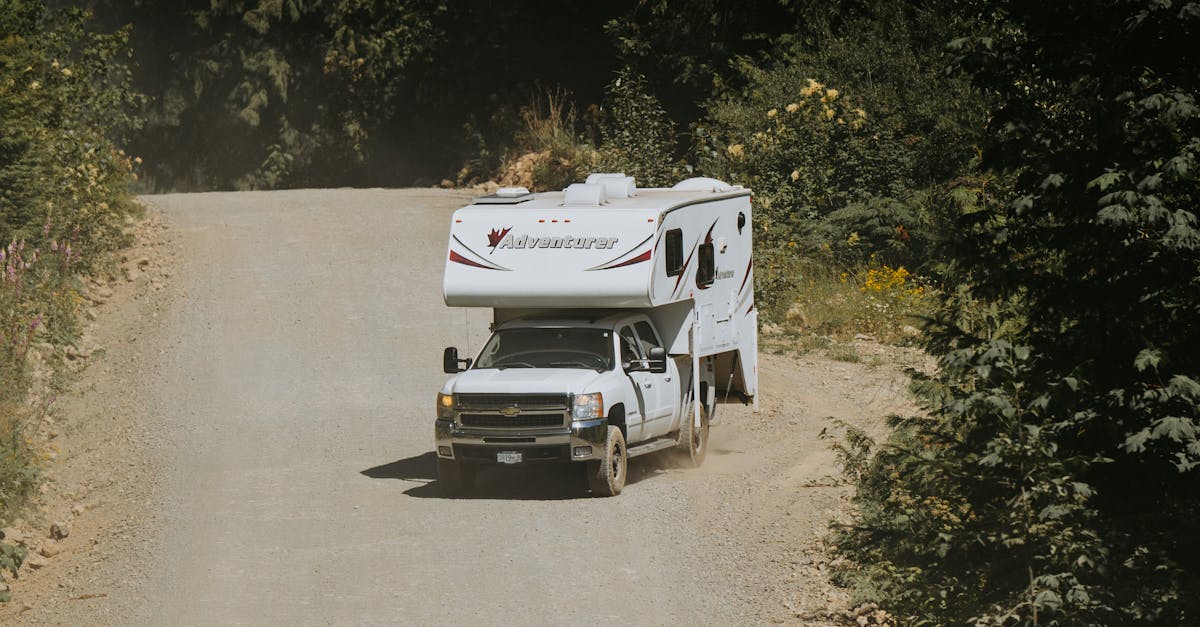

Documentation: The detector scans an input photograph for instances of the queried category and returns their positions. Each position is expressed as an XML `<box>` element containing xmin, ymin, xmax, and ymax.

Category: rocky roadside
<box><xmin>673</xmin><ymin>344</ymin><xmax>931</xmax><ymax>625</ymax></box>
<box><xmin>0</xmin><ymin>207</ymin><xmax>177</xmax><ymax>623</ymax></box>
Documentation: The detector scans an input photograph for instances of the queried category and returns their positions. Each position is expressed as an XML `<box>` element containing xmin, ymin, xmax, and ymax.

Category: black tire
<box><xmin>437</xmin><ymin>458</ymin><xmax>476</xmax><ymax>497</ymax></box>
<box><xmin>586</xmin><ymin>426</ymin><xmax>627</xmax><ymax>497</ymax></box>
<box><xmin>674</xmin><ymin>400</ymin><xmax>709</xmax><ymax>468</ymax></box>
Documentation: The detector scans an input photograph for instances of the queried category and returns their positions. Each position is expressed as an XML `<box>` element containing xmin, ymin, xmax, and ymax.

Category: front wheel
<box><xmin>437</xmin><ymin>458</ymin><xmax>476</xmax><ymax>497</ymax></box>
<box><xmin>587</xmin><ymin>426</ymin><xmax>627</xmax><ymax>497</ymax></box>
<box><xmin>674</xmin><ymin>400</ymin><xmax>709</xmax><ymax>468</ymax></box>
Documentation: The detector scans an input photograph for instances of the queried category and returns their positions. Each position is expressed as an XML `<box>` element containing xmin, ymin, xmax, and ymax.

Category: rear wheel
<box><xmin>437</xmin><ymin>458</ymin><xmax>476</xmax><ymax>497</ymax></box>
<box><xmin>674</xmin><ymin>399</ymin><xmax>709</xmax><ymax>467</ymax></box>
<box><xmin>587</xmin><ymin>426</ymin><xmax>627</xmax><ymax>497</ymax></box>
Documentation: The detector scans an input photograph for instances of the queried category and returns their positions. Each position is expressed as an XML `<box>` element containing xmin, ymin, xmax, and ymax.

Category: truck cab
<box><xmin>436</xmin><ymin>312</ymin><xmax>699</xmax><ymax>496</ymax></box>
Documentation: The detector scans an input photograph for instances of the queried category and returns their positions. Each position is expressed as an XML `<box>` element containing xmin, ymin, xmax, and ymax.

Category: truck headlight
<box><xmin>437</xmin><ymin>393</ymin><xmax>455</xmax><ymax>419</ymax></box>
<box><xmin>572</xmin><ymin>392</ymin><xmax>603</xmax><ymax>421</ymax></box>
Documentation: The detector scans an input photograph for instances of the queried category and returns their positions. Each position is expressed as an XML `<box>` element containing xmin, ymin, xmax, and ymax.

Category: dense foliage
<box><xmin>1</xmin><ymin>0</ymin><xmax>139</xmax><ymax>596</ymax></box>
<box><xmin>833</xmin><ymin>1</ymin><xmax>1200</xmax><ymax>623</ymax></box>
<box><xmin>93</xmin><ymin>0</ymin><xmax>646</xmax><ymax>190</ymax></box>
<box><xmin>696</xmin><ymin>1</ymin><xmax>984</xmax><ymax>320</ymax></box>
<box><xmin>90</xmin><ymin>0</ymin><xmax>443</xmax><ymax>190</ymax></box>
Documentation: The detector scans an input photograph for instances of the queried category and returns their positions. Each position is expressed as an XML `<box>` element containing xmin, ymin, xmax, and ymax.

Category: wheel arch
<box><xmin>607</xmin><ymin>403</ymin><xmax>627</xmax><ymax>441</ymax></box>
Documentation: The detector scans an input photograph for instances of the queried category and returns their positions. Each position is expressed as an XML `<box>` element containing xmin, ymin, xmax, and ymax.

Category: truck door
<box><xmin>632</xmin><ymin>321</ymin><xmax>677</xmax><ymax>438</ymax></box>
<box><xmin>618</xmin><ymin>325</ymin><xmax>651</xmax><ymax>443</ymax></box>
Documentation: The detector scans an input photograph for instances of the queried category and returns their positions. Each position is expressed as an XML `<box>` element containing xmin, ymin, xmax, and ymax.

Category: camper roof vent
<box><xmin>474</xmin><ymin>186</ymin><xmax>534</xmax><ymax>204</ymax></box>
<box><xmin>672</xmin><ymin>177</ymin><xmax>734</xmax><ymax>193</ymax></box>
<box><xmin>586</xmin><ymin>173</ymin><xmax>637</xmax><ymax>199</ymax></box>
<box><xmin>562</xmin><ymin>183</ymin><xmax>607</xmax><ymax>206</ymax></box>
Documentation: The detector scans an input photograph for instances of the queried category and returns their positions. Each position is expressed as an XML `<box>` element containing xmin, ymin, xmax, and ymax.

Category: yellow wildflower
<box><xmin>800</xmin><ymin>78</ymin><xmax>823</xmax><ymax>98</ymax></box>
<box><xmin>790</xmin><ymin>169</ymin><xmax>800</xmax><ymax>182</ymax></box>
<box><xmin>62</xmin><ymin>68</ymin><xmax>72</xmax><ymax>77</ymax></box>
<box><xmin>767</xmin><ymin>108</ymin><xmax>777</xmax><ymax>118</ymax></box>
<box><xmin>727</xmin><ymin>144</ymin><xmax>745</xmax><ymax>158</ymax></box>
<box><xmin>824</xmin><ymin>108</ymin><xmax>835</xmax><ymax>120</ymax></box>
<box><xmin>785</xmin><ymin>103</ymin><xmax>799</xmax><ymax>113</ymax></box>
<box><xmin>854</xmin><ymin>107</ymin><xmax>867</xmax><ymax>119</ymax></box>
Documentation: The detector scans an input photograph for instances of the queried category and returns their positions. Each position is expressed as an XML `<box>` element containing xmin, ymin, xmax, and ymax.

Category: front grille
<box><xmin>456</xmin><ymin>394</ymin><xmax>570</xmax><ymax>412</ymax></box>
<box><xmin>455</xmin><ymin>444</ymin><xmax>569</xmax><ymax>462</ymax></box>
<box><xmin>460</xmin><ymin>413</ymin><xmax>565</xmax><ymax>428</ymax></box>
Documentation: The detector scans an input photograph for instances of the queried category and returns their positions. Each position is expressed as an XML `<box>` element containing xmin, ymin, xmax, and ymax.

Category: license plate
<box><xmin>497</xmin><ymin>451</ymin><xmax>522</xmax><ymax>464</ymax></box>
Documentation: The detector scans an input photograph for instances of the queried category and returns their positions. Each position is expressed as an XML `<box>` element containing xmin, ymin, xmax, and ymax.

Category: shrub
<box><xmin>494</xmin><ymin>90</ymin><xmax>598</xmax><ymax>192</ymax></box>
<box><xmin>693</xmin><ymin>4</ymin><xmax>984</xmax><ymax>324</ymax></box>
<box><xmin>597</xmin><ymin>67</ymin><xmax>681</xmax><ymax>187</ymax></box>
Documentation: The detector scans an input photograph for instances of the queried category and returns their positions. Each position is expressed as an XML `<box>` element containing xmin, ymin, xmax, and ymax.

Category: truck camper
<box><xmin>436</xmin><ymin>174</ymin><xmax>758</xmax><ymax>496</ymax></box>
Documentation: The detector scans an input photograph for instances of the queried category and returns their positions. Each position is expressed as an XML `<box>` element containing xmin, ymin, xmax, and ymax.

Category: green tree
<box><xmin>835</xmin><ymin>1</ymin><xmax>1200</xmax><ymax>623</ymax></box>
<box><xmin>99</xmin><ymin>0</ymin><xmax>442</xmax><ymax>190</ymax></box>
<box><xmin>598</xmin><ymin>67</ymin><xmax>679</xmax><ymax>187</ymax></box>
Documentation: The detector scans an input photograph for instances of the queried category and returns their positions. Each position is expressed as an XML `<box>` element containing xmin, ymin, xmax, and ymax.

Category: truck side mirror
<box><xmin>443</xmin><ymin>347</ymin><xmax>471</xmax><ymax>373</ymax></box>
<box><xmin>647</xmin><ymin>347</ymin><xmax>667</xmax><ymax>374</ymax></box>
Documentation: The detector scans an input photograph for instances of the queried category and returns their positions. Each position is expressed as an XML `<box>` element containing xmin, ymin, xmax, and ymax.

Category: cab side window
<box><xmin>664</xmin><ymin>229</ymin><xmax>683</xmax><ymax>277</ymax></box>
<box><xmin>618</xmin><ymin>326</ymin><xmax>642</xmax><ymax>364</ymax></box>
<box><xmin>633</xmin><ymin>321</ymin><xmax>661</xmax><ymax>355</ymax></box>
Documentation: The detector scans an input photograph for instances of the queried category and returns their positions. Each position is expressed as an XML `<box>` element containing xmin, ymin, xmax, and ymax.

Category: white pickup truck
<box><xmin>436</xmin><ymin>174</ymin><xmax>758</xmax><ymax>496</ymax></box>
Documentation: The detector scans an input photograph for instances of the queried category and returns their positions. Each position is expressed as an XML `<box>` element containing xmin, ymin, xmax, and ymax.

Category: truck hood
<box><xmin>450</xmin><ymin>367</ymin><xmax>605</xmax><ymax>394</ymax></box>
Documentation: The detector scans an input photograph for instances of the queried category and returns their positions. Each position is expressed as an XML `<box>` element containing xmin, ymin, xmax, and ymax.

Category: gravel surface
<box><xmin>2</xmin><ymin>189</ymin><xmax>923</xmax><ymax>625</ymax></box>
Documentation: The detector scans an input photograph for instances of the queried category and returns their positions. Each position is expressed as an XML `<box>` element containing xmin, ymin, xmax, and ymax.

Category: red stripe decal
<box><xmin>600</xmin><ymin>250</ymin><xmax>652</xmax><ymax>270</ymax></box>
<box><xmin>672</xmin><ymin>248</ymin><xmax>696</xmax><ymax>296</ymax></box>
<box><xmin>738</xmin><ymin>259</ymin><xmax>753</xmax><ymax>296</ymax></box>
<box><xmin>449</xmin><ymin>250</ymin><xmax>500</xmax><ymax>270</ymax></box>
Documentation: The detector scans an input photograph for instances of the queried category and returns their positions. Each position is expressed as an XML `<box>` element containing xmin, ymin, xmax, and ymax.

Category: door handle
<box><xmin>664</xmin><ymin>376</ymin><xmax>672</xmax><ymax>382</ymax></box>
<box><xmin>643</xmin><ymin>382</ymin><xmax>652</xmax><ymax>388</ymax></box>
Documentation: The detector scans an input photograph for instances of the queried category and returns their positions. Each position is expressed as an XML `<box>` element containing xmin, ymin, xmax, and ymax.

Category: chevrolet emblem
<box><xmin>499</xmin><ymin>406</ymin><xmax>521</xmax><ymax>417</ymax></box>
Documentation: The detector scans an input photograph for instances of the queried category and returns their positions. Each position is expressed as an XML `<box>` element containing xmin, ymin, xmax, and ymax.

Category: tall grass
<box><xmin>766</xmin><ymin>256</ymin><xmax>931</xmax><ymax>356</ymax></box>
<box><xmin>0</xmin><ymin>234</ymin><xmax>86</xmax><ymax>524</ymax></box>
<box><xmin>496</xmin><ymin>89</ymin><xmax>598</xmax><ymax>192</ymax></box>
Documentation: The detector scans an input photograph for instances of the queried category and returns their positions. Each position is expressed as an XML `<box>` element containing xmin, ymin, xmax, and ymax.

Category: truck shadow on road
<box><xmin>361</xmin><ymin>452</ymin><xmax>659</xmax><ymax>500</ymax></box>
<box><xmin>361</xmin><ymin>452</ymin><xmax>440</xmax><ymax>481</ymax></box>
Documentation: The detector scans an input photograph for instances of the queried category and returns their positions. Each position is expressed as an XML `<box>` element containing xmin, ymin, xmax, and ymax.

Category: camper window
<box><xmin>665</xmin><ymin>229</ymin><xmax>684</xmax><ymax>277</ymax></box>
<box><xmin>696</xmin><ymin>242</ymin><xmax>715</xmax><ymax>287</ymax></box>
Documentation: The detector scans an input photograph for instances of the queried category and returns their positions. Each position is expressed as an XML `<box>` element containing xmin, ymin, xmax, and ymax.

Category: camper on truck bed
<box><xmin>436</xmin><ymin>174</ymin><xmax>758</xmax><ymax>496</ymax></box>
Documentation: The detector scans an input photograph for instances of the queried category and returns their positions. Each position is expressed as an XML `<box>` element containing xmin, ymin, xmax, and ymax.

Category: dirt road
<box><xmin>6</xmin><ymin>189</ymin><xmax>920</xmax><ymax>625</ymax></box>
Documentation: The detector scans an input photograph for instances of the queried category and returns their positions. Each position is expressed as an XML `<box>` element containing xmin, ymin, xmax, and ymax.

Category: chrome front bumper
<box><xmin>435</xmin><ymin>418</ymin><xmax>607</xmax><ymax>463</ymax></box>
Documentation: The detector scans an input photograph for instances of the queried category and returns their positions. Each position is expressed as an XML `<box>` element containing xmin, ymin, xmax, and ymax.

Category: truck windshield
<box><xmin>474</xmin><ymin>328</ymin><xmax>613</xmax><ymax>371</ymax></box>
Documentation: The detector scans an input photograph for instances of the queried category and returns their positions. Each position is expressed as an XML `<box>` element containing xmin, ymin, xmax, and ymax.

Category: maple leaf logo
<box><xmin>487</xmin><ymin>227</ymin><xmax>512</xmax><ymax>253</ymax></box>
